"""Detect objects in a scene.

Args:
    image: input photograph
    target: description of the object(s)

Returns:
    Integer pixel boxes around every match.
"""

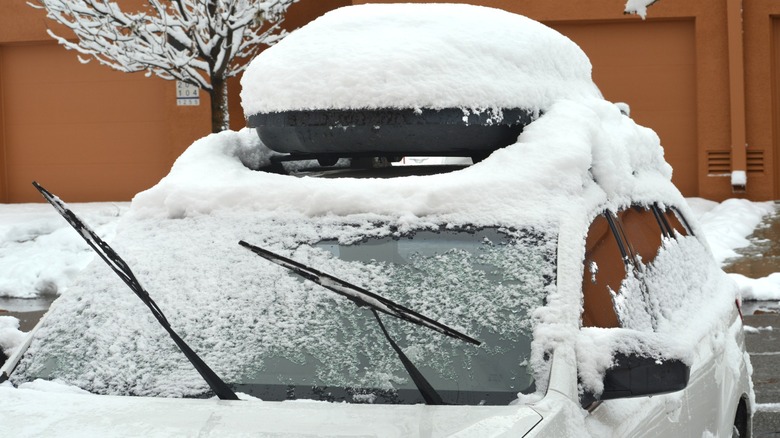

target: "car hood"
[0,386,542,437]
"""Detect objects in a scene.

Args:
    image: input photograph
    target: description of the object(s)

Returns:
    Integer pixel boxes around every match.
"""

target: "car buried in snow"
[0,4,752,437]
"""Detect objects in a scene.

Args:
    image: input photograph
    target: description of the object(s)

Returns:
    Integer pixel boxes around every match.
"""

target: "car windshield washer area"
[12,221,556,406]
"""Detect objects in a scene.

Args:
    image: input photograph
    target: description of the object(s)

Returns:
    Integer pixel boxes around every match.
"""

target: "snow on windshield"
[240,4,602,115]
[12,219,555,402]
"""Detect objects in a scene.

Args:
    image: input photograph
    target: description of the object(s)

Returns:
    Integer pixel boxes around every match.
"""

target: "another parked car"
[0,4,751,437]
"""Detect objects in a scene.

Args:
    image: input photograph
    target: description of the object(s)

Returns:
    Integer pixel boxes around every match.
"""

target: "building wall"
[0,1,210,202]
[2,0,780,202]
[357,0,779,201]
[550,19,698,196]
[0,0,349,203]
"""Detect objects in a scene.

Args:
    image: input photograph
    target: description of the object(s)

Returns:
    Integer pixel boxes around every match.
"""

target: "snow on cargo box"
[240,4,603,157]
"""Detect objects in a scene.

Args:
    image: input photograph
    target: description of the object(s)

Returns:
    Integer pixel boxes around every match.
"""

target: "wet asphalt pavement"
[0,296,54,332]
[723,203,780,437]
[741,303,780,437]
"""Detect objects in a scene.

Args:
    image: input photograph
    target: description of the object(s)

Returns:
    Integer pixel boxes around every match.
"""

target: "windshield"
[12,223,556,406]
[238,227,556,405]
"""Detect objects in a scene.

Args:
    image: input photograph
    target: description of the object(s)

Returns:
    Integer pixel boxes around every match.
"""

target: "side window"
[582,214,625,328]
[659,206,691,237]
[616,206,665,265]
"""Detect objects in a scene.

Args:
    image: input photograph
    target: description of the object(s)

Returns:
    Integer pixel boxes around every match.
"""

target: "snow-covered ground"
[685,197,779,300]
[0,202,129,299]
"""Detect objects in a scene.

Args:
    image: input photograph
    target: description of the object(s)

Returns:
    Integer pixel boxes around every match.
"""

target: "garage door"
[0,42,169,202]
[551,20,698,196]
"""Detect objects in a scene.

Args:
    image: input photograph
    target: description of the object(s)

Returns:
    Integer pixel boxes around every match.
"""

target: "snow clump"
[241,3,602,115]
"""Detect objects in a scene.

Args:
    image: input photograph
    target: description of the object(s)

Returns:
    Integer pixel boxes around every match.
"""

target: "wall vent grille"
[707,150,731,175]
[706,150,765,175]
[747,150,765,174]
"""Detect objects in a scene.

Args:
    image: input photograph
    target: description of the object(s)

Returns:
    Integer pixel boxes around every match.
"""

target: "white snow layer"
[0,100,760,434]
[624,0,657,19]
[1,194,774,301]
[686,198,778,300]
[241,4,602,115]
[133,98,675,227]
[0,202,128,298]
[0,4,769,433]
[688,198,774,265]
[731,273,780,301]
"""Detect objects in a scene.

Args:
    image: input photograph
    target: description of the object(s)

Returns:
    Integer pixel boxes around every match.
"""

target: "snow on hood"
[0,384,542,437]
[240,3,602,115]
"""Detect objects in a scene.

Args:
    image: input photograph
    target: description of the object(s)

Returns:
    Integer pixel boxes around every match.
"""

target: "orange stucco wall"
[3,0,780,202]
[0,0,349,203]
[356,0,779,201]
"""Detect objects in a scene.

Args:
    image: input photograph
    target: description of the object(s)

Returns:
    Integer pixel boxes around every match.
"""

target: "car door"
[622,205,745,436]
[579,205,734,436]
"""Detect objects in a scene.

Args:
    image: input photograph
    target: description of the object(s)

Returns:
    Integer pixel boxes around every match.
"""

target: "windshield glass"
[12,223,556,406]
[235,227,557,405]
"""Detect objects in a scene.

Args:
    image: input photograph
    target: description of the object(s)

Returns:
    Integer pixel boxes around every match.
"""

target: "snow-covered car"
[0,4,752,437]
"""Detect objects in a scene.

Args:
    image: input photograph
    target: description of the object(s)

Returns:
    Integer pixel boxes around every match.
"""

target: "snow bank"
[757,403,780,412]
[0,203,128,298]
[241,4,601,115]
[685,197,780,301]
[731,273,780,301]
[0,316,25,358]
[691,198,775,265]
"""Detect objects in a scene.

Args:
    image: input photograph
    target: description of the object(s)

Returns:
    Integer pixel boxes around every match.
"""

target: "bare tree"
[31,0,296,132]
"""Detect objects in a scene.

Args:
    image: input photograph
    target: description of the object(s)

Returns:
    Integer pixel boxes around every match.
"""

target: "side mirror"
[600,352,690,400]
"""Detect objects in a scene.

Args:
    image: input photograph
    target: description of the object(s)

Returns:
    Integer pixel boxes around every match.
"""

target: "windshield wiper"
[238,241,480,346]
[238,240,481,406]
[33,182,239,401]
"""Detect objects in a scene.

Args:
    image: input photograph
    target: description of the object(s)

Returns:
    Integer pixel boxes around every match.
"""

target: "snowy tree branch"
[31,0,296,132]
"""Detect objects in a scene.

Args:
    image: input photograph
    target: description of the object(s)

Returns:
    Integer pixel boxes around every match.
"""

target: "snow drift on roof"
[241,4,602,115]
[131,98,677,228]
